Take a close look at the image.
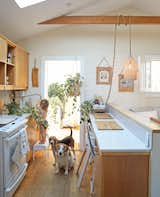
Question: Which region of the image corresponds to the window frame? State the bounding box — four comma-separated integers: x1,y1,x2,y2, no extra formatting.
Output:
139,55,160,94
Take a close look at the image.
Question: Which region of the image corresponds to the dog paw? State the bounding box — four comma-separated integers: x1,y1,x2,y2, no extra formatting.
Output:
64,171,68,176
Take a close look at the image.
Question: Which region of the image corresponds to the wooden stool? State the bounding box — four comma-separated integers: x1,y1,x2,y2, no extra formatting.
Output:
32,140,49,160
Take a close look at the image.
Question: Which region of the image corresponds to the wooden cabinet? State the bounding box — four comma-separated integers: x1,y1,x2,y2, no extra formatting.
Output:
0,37,7,62
94,152,149,197
15,46,29,90
0,35,29,90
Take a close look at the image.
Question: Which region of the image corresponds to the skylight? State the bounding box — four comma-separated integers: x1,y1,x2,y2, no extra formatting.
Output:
14,0,46,8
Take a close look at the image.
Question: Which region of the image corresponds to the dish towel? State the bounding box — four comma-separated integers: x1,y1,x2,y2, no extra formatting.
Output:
20,127,30,155
12,143,21,168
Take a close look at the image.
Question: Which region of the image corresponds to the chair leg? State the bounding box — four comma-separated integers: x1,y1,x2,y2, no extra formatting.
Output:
77,148,91,189
32,150,35,160
76,148,86,175
90,163,95,195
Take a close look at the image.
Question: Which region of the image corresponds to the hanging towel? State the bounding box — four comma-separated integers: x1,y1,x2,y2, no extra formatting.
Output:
20,127,30,155
12,143,21,168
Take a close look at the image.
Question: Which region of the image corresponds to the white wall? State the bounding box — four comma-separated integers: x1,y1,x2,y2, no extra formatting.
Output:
18,25,160,109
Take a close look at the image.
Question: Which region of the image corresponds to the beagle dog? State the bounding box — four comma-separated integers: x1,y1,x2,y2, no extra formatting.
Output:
55,143,74,176
49,128,76,165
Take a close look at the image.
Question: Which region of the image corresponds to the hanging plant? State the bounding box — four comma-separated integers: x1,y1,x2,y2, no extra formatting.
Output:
80,100,93,123
65,73,82,97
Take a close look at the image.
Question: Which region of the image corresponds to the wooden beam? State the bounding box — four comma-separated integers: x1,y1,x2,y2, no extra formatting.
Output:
38,16,160,25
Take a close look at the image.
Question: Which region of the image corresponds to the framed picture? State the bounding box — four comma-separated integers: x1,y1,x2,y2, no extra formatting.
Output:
118,74,134,92
96,67,112,85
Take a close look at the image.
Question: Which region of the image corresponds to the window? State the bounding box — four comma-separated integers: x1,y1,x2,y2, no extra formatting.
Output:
14,0,46,8
140,55,160,93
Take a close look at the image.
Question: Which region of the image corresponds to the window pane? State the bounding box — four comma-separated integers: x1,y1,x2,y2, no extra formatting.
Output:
151,60,160,92
145,62,151,89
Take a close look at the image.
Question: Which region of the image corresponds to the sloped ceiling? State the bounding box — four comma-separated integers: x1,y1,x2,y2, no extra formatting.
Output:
0,0,160,41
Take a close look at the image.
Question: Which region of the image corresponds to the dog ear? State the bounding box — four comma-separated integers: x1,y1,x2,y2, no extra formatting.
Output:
55,144,60,150
49,136,57,145
49,137,53,144
49,137,52,143
64,144,69,152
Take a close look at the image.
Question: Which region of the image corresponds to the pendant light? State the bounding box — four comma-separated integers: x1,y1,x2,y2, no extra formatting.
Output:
123,16,138,80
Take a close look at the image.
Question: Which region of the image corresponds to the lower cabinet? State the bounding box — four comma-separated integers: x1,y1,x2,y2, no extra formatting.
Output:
94,152,149,197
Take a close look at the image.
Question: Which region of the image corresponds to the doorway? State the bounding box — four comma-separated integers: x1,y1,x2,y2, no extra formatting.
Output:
42,57,81,149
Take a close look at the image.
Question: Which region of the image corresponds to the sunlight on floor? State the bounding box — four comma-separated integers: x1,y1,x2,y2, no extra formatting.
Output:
47,110,80,150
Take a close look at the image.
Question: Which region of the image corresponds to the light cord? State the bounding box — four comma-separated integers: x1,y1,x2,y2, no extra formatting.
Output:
106,17,118,104
129,16,132,57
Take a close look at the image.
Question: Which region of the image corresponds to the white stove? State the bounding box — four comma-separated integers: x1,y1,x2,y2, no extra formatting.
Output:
0,114,29,197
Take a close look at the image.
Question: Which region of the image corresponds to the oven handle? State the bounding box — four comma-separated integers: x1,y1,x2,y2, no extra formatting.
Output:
4,126,27,143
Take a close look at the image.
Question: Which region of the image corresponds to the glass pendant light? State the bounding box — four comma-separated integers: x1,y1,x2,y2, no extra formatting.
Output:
123,16,138,80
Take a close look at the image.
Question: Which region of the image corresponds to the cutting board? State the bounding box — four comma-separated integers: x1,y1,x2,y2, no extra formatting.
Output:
150,117,160,124
96,120,123,130
94,113,113,119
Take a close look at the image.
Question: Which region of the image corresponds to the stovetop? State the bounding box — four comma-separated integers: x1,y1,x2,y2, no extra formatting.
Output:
0,114,18,128
0,114,29,137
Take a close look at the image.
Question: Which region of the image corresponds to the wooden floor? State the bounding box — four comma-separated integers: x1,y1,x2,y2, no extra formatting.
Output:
14,150,90,197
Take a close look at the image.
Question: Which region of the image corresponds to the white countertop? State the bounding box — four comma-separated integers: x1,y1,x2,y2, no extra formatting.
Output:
90,114,150,152
109,103,160,132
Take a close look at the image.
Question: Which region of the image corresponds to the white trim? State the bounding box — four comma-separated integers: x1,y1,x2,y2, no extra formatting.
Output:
139,55,160,94
40,56,86,150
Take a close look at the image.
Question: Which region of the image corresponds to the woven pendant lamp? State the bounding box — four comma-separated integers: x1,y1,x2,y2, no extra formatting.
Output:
123,16,138,80
123,57,138,80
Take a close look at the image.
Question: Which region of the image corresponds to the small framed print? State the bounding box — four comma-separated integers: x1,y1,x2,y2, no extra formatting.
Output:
96,67,112,85
118,74,134,92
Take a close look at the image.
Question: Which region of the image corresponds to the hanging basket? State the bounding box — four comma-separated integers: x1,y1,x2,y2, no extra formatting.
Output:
69,86,80,97
65,73,81,97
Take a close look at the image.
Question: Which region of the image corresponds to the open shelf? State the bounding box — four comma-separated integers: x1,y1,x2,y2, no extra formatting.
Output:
7,44,16,64
6,64,15,85
0,35,28,90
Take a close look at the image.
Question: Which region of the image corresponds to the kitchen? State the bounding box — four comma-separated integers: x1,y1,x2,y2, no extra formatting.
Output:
0,0,160,197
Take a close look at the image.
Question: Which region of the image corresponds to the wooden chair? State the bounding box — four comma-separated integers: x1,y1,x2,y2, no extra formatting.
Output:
76,122,96,194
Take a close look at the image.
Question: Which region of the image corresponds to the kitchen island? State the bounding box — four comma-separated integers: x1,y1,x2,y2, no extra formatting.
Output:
90,104,160,197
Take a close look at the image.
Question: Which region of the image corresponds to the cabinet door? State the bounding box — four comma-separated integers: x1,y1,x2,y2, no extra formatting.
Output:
94,154,103,197
0,37,7,62
102,153,149,197
15,46,29,90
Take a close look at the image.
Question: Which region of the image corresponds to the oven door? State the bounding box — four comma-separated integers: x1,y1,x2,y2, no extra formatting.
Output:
3,126,28,187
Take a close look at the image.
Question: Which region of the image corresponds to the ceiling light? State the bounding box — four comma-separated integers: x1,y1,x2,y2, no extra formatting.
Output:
14,0,46,8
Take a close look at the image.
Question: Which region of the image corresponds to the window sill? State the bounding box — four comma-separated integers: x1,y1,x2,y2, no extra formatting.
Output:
141,91,160,97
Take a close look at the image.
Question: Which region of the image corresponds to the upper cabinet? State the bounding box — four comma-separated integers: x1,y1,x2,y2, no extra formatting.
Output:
15,46,29,90
0,35,29,90
0,37,7,62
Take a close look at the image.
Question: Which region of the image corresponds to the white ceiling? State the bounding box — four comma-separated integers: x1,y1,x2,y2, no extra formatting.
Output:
0,0,160,41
